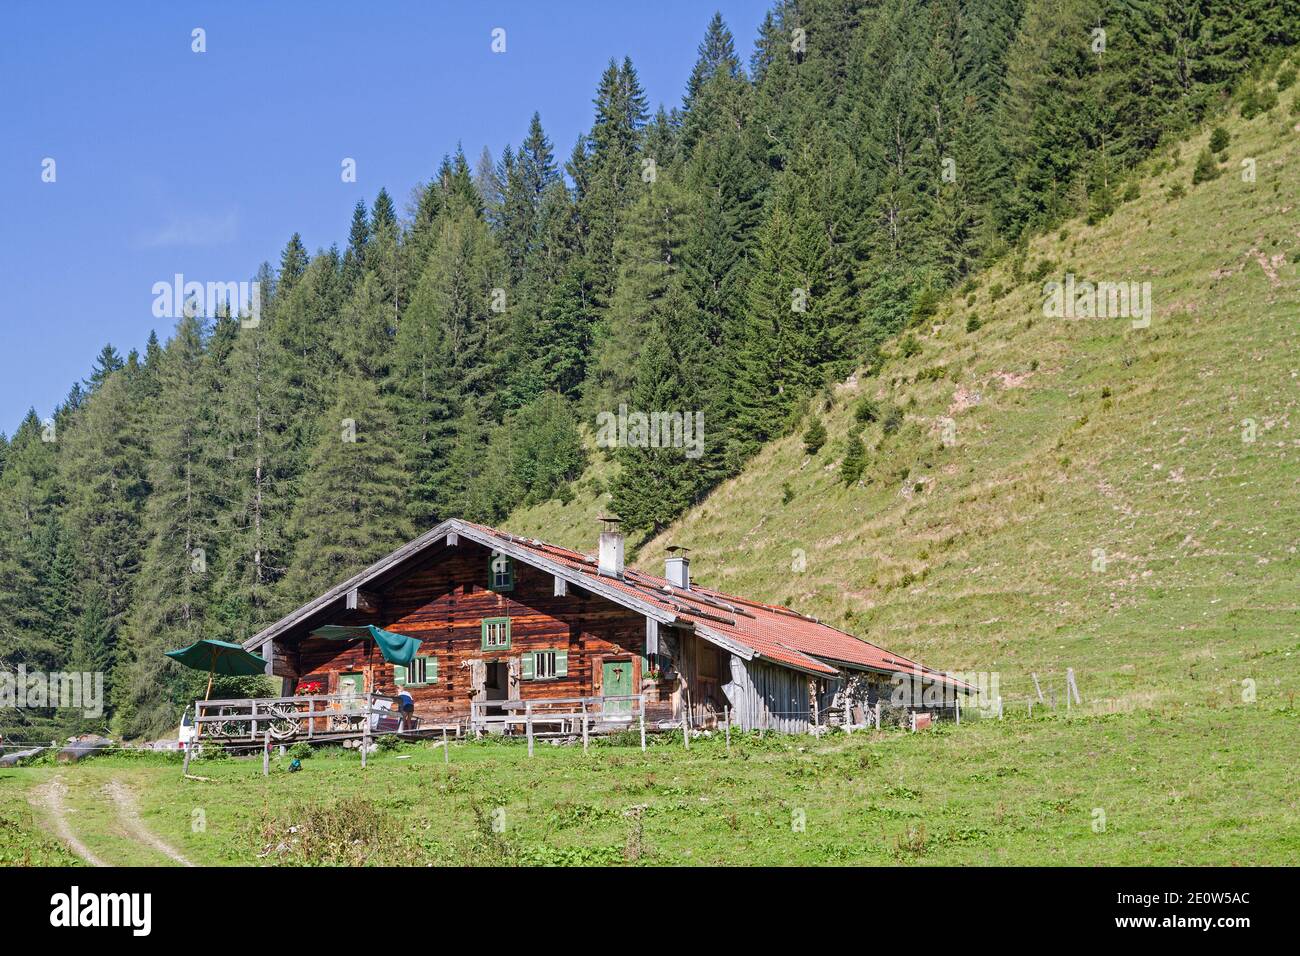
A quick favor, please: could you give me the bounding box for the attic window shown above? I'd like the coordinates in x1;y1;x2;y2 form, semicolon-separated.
488;551;514;591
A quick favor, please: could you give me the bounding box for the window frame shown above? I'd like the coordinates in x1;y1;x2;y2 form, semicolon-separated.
481;617;512;651
522;648;568;681
487;551;514;592
396;655;437;688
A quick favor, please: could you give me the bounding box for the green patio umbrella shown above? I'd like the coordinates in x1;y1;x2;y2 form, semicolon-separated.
165;638;269;701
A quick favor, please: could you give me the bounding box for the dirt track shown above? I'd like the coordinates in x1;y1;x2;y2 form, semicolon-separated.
31;777;107;867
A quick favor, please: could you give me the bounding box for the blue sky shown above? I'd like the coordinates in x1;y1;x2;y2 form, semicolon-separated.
0;0;770;435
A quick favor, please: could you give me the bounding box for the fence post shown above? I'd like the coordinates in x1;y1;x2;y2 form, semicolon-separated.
874;701;881;730
1028;698;1033;719
582;704;589;754
361;692;371;768
262;731;270;777
682;716;689;751
725;706;731;753
955;693;961;726
997;696;1004;720
183;741;191;777
639;706;646;753
526;701;534;758
910;711;916;733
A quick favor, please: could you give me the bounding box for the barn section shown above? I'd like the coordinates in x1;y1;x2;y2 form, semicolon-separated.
244;519;971;734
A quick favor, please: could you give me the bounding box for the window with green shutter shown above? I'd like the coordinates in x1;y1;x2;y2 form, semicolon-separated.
487;551;514;591
398;656;437;687
482;617;511;651
524;649;568;680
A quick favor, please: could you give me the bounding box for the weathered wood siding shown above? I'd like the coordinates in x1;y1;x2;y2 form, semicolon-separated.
282;539;677;724
723;655;812;733
666;630;730;728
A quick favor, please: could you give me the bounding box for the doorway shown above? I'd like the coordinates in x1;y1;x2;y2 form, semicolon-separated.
338;672;364;701
484;661;509;715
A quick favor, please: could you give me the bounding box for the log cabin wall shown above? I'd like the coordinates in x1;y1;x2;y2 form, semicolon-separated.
282;539;679;725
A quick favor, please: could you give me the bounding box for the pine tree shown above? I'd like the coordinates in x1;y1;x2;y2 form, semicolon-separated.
585;172;692;415
113;315;222;737
342;200;371;287
85;344;125;393
280;376;412;605
58;369;147;662
610;282;709;533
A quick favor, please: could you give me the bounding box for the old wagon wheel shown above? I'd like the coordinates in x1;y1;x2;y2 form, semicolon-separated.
214;706;250;738
267;703;302;740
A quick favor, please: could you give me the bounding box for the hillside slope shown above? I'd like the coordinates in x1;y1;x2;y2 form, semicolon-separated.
509;96;1299;713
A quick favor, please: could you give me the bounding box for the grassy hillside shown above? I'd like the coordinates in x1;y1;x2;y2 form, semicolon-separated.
510;93;1300;718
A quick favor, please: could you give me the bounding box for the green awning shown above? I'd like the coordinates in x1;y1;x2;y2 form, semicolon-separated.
308;624;422;666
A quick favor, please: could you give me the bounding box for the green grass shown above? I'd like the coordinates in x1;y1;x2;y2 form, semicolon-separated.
0;778;84;866
6;703;1297;866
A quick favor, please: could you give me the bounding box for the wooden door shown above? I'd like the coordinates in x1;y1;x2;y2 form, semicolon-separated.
602;659;633;717
338;672;364;702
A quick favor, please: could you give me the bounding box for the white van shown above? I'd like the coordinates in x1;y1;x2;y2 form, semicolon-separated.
178;706;197;751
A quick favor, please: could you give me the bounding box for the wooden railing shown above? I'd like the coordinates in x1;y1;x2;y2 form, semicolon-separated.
190;693;389;742
470;695;647;753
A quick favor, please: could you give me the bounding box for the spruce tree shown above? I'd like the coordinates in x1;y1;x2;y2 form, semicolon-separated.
281;375;411;605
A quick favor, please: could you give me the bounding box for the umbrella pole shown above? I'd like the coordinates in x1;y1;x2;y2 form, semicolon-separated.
197;648;217;743
205;646;218;700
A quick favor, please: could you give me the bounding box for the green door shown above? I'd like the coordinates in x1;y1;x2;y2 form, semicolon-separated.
338;672;364;701
602;660;633;717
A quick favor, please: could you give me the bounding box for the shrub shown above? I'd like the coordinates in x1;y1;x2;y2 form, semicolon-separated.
1191;148;1219;185
881;405;904;436
1121;181;1140;202
1240;86;1277;119
840;431;868;485
853;396;880;424
287;741;313;761
1208;126;1230;153
1166;182;1186;201
966;315;982;334
898;333;921;358
1276;66;1297;92
802;417;827;455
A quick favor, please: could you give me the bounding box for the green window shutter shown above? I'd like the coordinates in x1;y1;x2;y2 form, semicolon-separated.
393;664;407;687
555;649;568;677
521;652;535;680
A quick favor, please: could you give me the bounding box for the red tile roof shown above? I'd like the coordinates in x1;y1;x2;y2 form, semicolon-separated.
465;522;968;689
